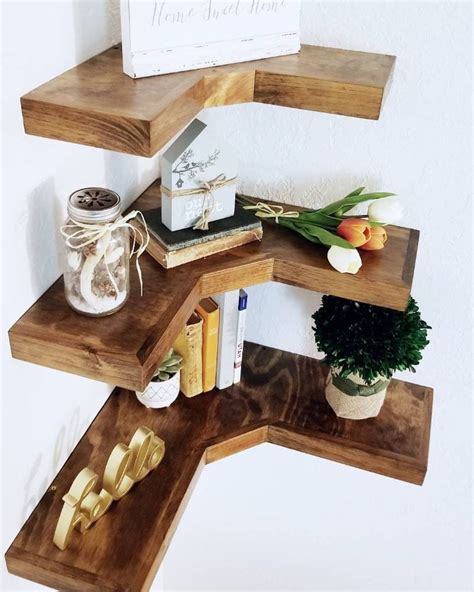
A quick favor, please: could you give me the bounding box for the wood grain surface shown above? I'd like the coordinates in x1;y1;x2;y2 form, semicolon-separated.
5;343;433;592
21;44;395;156
9;181;419;391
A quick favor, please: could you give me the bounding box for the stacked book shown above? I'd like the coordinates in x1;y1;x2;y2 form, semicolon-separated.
134;204;262;268
173;289;248;396
131;119;263;267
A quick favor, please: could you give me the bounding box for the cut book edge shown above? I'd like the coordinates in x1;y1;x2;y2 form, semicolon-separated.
133;220;263;268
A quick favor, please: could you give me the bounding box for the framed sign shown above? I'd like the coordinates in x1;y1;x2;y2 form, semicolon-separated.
120;0;302;79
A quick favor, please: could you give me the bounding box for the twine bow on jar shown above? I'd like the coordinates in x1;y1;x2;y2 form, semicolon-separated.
160;173;237;231
60;210;150;297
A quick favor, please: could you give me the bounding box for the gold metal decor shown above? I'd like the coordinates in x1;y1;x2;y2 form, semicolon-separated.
53;426;165;550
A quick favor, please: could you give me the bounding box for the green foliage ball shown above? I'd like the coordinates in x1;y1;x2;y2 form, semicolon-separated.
312;296;430;384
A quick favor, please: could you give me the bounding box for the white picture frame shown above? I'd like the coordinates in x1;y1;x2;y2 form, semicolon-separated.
120;0;302;79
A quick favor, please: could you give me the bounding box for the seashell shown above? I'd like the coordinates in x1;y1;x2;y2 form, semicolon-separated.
67;251;82;270
80;234;111;310
105;246;124;264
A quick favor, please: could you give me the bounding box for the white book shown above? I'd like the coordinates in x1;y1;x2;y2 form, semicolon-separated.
234;290;248;384
214;290;239;390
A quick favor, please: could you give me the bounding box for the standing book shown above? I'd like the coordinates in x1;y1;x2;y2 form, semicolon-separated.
173;313;203;397
196;298;220;393
234;290;248;384
213;291;239;390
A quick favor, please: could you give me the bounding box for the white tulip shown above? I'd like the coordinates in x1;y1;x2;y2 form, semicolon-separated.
327;245;362;274
368;196;403;224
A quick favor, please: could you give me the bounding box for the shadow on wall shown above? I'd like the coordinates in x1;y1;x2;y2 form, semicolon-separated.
21;406;89;522
26;178;63;298
238;172;382;210
72;0;121;63
245;282;323;359
103;151;141;210
73;0;161;206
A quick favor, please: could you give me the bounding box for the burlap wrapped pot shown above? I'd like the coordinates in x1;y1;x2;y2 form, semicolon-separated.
325;369;391;420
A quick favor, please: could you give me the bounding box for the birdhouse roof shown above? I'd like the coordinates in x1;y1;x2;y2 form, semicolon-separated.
162;118;207;165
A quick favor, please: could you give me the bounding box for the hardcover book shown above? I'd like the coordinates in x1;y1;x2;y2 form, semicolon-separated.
234;289;248;384
196;298;220;392
213;290;239;390
135;204;263;268
173;312;203;397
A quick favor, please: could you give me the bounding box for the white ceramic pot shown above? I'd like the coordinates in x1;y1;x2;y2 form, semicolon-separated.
135;371;181;409
325;370;391;420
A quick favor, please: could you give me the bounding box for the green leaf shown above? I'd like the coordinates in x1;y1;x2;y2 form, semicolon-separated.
298;223;354;249
283;223;323;245
297;211;342;227
318;191;395;216
344;187;365;198
161;356;182;368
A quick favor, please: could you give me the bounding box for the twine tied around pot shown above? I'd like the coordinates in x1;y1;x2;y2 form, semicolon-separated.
160;174;237;231
60;210;150;297
331;373;391;397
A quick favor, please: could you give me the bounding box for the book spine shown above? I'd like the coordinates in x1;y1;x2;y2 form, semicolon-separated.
173;318;203;397
214;291;239;390
198;307;219;392
233;290;248;384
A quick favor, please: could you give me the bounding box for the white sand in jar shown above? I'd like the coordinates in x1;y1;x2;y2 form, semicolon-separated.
68;290;127;315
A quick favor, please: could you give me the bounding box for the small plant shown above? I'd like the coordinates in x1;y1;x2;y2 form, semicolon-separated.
150;350;183;383
312;296;430;384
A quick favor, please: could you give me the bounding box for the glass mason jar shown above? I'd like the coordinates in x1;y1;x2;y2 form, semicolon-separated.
62;188;130;317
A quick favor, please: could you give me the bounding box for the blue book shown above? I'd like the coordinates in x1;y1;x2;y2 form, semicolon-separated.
234;289;248;384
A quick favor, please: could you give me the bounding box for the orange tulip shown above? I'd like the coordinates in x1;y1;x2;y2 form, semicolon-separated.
360;226;387;250
336;218;371;247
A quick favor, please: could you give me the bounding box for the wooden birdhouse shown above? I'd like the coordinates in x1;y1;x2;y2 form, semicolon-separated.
160;119;237;231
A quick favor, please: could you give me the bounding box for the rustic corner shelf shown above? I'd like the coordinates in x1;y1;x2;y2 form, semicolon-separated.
21;44;395;157
7;40;434;592
9;180;419;391
5;343;433;592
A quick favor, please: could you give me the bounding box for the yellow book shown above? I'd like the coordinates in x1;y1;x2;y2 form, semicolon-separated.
173;313;203;397
196;298;220;392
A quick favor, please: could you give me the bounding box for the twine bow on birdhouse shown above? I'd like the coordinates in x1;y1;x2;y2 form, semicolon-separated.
193;173;229;230
160;174;237;231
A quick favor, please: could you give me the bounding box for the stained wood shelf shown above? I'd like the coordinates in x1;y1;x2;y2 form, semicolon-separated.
5;343;433;592
9;180;419;391
21;44;395;157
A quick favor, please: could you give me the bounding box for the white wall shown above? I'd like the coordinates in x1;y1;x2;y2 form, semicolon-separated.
1;1;472;591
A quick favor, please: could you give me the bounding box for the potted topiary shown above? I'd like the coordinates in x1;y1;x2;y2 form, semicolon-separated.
312;296;430;420
136;349;183;409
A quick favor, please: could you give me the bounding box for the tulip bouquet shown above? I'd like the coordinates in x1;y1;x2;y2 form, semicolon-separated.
238;188;403;274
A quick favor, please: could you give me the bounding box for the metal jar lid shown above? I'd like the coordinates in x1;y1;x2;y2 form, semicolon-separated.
67;187;122;223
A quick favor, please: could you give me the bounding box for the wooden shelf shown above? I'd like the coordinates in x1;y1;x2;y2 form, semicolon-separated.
9;181;419;391
5;343;433;592
21;44;395;157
